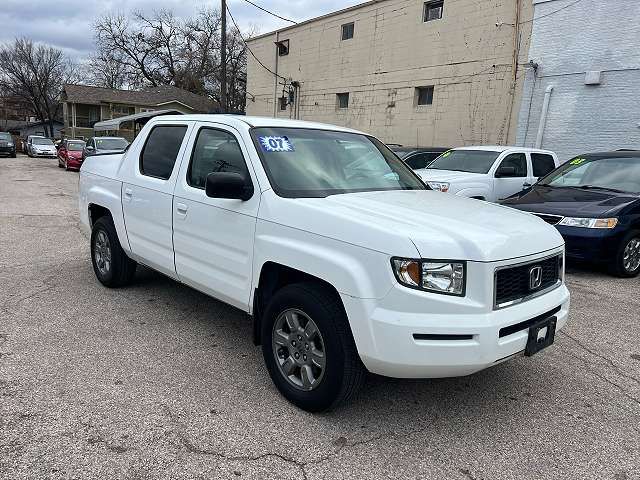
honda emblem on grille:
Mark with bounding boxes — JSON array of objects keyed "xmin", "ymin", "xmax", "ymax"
[{"xmin": 529, "ymin": 266, "xmax": 543, "ymax": 290}]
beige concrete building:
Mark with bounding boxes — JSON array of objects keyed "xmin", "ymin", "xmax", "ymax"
[{"xmin": 246, "ymin": 0, "xmax": 533, "ymax": 147}]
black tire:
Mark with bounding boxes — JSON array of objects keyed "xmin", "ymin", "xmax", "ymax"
[
  {"xmin": 261, "ymin": 282, "xmax": 366, "ymax": 412},
  {"xmin": 58, "ymin": 158, "xmax": 64, "ymax": 168},
  {"xmin": 90, "ymin": 216, "xmax": 137, "ymax": 287},
  {"xmin": 610, "ymin": 230, "xmax": 640, "ymax": 278},
  {"xmin": 10, "ymin": 153, "xmax": 16, "ymax": 158}
]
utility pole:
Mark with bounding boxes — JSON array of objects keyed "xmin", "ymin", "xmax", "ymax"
[{"xmin": 220, "ymin": 0, "xmax": 227, "ymax": 113}]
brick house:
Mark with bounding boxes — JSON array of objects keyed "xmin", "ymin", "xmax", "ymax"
[{"xmin": 60, "ymin": 84, "xmax": 218, "ymax": 140}]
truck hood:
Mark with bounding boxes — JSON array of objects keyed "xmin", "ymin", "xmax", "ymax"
[
  {"xmin": 416, "ymin": 169, "xmax": 486, "ymax": 184},
  {"xmin": 261, "ymin": 190, "xmax": 563, "ymax": 262}
]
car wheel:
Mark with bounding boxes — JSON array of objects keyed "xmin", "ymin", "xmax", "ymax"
[
  {"xmin": 91, "ymin": 216, "xmax": 137, "ymax": 288},
  {"xmin": 261, "ymin": 282, "xmax": 366, "ymax": 412},
  {"xmin": 610, "ymin": 231, "xmax": 640, "ymax": 278}
]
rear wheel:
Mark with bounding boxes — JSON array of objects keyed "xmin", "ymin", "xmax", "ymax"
[
  {"xmin": 261, "ymin": 282, "xmax": 366, "ymax": 412},
  {"xmin": 91, "ymin": 216, "xmax": 137, "ymax": 287},
  {"xmin": 610, "ymin": 231, "xmax": 640, "ymax": 277}
]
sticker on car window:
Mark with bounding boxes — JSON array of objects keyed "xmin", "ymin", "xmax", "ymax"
[
  {"xmin": 258, "ymin": 136, "xmax": 294, "ymax": 152},
  {"xmin": 570, "ymin": 158, "xmax": 586, "ymax": 165}
]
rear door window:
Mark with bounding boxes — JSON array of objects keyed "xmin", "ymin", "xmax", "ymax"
[
  {"xmin": 405, "ymin": 153, "xmax": 438, "ymax": 170},
  {"xmin": 140, "ymin": 125, "xmax": 188, "ymax": 180},
  {"xmin": 531, "ymin": 153, "xmax": 556, "ymax": 177}
]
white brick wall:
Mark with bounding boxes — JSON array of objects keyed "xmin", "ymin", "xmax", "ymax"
[
  {"xmin": 516, "ymin": 0, "xmax": 640, "ymax": 161},
  {"xmin": 246, "ymin": 0, "xmax": 533, "ymax": 147}
]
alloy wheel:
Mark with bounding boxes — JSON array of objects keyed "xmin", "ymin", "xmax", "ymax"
[
  {"xmin": 94, "ymin": 230, "xmax": 112, "ymax": 276},
  {"xmin": 272, "ymin": 308, "xmax": 326, "ymax": 391},
  {"xmin": 623, "ymin": 238, "xmax": 640, "ymax": 273}
]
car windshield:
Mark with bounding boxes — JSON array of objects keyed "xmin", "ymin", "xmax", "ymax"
[
  {"xmin": 538, "ymin": 155, "xmax": 640, "ymax": 193},
  {"xmin": 95, "ymin": 138, "xmax": 128, "ymax": 150},
  {"xmin": 427, "ymin": 150, "xmax": 500, "ymax": 174},
  {"xmin": 0, "ymin": 133, "xmax": 11, "ymax": 140},
  {"xmin": 251, "ymin": 127, "xmax": 426, "ymax": 198},
  {"xmin": 33, "ymin": 138, "xmax": 53, "ymax": 146},
  {"xmin": 67, "ymin": 141, "xmax": 85, "ymax": 151}
]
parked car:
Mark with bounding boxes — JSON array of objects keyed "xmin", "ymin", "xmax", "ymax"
[
  {"xmin": 26, "ymin": 136, "xmax": 57, "ymax": 158},
  {"xmin": 79, "ymin": 115, "xmax": 569, "ymax": 412},
  {"xmin": 57, "ymin": 139, "xmax": 86, "ymax": 170},
  {"xmin": 389, "ymin": 146, "xmax": 451, "ymax": 170},
  {"xmin": 415, "ymin": 146, "xmax": 559, "ymax": 202},
  {"xmin": 0, "ymin": 132, "xmax": 16, "ymax": 158},
  {"xmin": 502, "ymin": 151, "xmax": 640, "ymax": 277},
  {"xmin": 83, "ymin": 137, "xmax": 129, "ymax": 159}
]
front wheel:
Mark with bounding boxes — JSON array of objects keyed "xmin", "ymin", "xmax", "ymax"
[
  {"xmin": 610, "ymin": 231, "xmax": 640, "ymax": 277},
  {"xmin": 261, "ymin": 282, "xmax": 366, "ymax": 412},
  {"xmin": 91, "ymin": 216, "xmax": 137, "ymax": 287}
]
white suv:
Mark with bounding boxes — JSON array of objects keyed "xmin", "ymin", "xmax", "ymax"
[{"xmin": 416, "ymin": 146, "xmax": 560, "ymax": 202}]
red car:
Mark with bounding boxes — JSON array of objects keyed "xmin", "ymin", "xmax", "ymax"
[{"xmin": 57, "ymin": 139, "xmax": 86, "ymax": 170}]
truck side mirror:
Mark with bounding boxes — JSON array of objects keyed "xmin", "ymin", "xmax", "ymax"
[
  {"xmin": 495, "ymin": 165, "xmax": 517, "ymax": 178},
  {"xmin": 205, "ymin": 172, "xmax": 253, "ymax": 201}
]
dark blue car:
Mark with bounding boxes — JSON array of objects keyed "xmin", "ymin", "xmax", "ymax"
[{"xmin": 502, "ymin": 151, "xmax": 640, "ymax": 277}]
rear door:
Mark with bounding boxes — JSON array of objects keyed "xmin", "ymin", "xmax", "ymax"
[
  {"xmin": 172, "ymin": 122, "xmax": 260, "ymax": 310},
  {"xmin": 493, "ymin": 152, "xmax": 528, "ymax": 201},
  {"xmin": 121, "ymin": 122, "xmax": 192, "ymax": 279},
  {"xmin": 531, "ymin": 152, "xmax": 558, "ymax": 182}
]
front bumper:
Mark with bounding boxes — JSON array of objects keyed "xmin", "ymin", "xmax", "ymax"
[
  {"xmin": 342, "ymin": 248, "xmax": 570, "ymax": 378},
  {"xmin": 557, "ymin": 225, "xmax": 623, "ymax": 263},
  {"xmin": 65, "ymin": 157, "xmax": 84, "ymax": 169},
  {"xmin": 32, "ymin": 151, "xmax": 57, "ymax": 157},
  {"xmin": 0, "ymin": 146, "xmax": 16, "ymax": 156}
]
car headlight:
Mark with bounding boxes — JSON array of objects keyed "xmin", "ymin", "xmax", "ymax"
[
  {"xmin": 558, "ymin": 217, "xmax": 618, "ymax": 229},
  {"xmin": 7, "ymin": 142, "xmax": 13, "ymax": 147},
  {"xmin": 392, "ymin": 258, "xmax": 465, "ymax": 296},
  {"xmin": 427, "ymin": 181, "xmax": 450, "ymax": 193}
]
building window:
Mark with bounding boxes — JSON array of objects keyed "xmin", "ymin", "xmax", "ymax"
[
  {"xmin": 276, "ymin": 39, "xmax": 289, "ymax": 56},
  {"xmin": 336, "ymin": 93, "xmax": 349, "ymax": 109},
  {"xmin": 416, "ymin": 86, "xmax": 434, "ymax": 106},
  {"xmin": 279, "ymin": 96, "xmax": 288, "ymax": 111},
  {"xmin": 424, "ymin": 1, "xmax": 444, "ymax": 22},
  {"xmin": 341, "ymin": 22, "xmax": 355, "ymax": 40}
]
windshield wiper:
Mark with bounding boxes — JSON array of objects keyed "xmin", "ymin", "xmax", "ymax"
[{"xmin": 573, "ymin": 185, "xmax": 629, "ymax": 194}]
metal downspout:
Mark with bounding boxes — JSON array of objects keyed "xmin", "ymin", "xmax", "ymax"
[{"xmin": 535, "ymin": 85, "xmax": 554, "ymax": 148}]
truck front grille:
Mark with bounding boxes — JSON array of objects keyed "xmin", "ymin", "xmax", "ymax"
[{"xmin": 494, "ymin": 254, "xmax": 562, "ymax": 309}]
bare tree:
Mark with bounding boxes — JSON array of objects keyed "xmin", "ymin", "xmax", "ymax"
[
  {"xmin": 94, "ymin": 8, "xmax": 248, "ymax": 112},
  {"xmin": 0, "ymin": 39, "xmax": 77, "ymax": 137},
  {"xmin": 84, "ymin": 48, "xmax": 132, "ymax": 90}
]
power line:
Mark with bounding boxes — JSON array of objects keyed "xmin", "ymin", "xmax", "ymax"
[
  {"xmin": 517, "ymin": 0, "xmax": 585, "ymax": 25},
  {"xmin": 226, "ymin": 4, "xmax": 288, "ymax": 81},
  {"xmin": 239, "ymin": 0, "xmax": 297, "ymax": 24}
]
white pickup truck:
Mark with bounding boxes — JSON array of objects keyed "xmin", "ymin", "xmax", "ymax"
[
  {"xmin": 79, "ymin": 116, "xmax": 570, "ymax": 412},
  {"xmin": 416, "ymin": 146, "xmax": 560, "ymax": 202}
]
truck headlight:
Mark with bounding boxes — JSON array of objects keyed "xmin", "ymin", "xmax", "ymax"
[
  {"xmin": 427, "ymin": 181, "xmax": 450, "ymax": 193},
  {"xmin": 7, "ymin": 142, "xmax": 13, "ymax": 147},
  {"xmin": 392, "ymin": 258, "xmax": 466, "ymax": 296},
  {"xmin": 558, "ymin": 217, "xmax": 618, "ymax": 229}
]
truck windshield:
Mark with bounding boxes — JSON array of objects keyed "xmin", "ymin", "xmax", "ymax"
[
  {"xmin": 0, "ymin": 133, "xmax": 11, "ymax": 141},
  {"xmin": 95, "ymin": 138, "xmax": 128, "ymax": 150},
  {"xmin": 538, "ymin": 155, "xmax": 640, "ymax": 193},
  {"xmin": 427, "ymin": 150, "xmax": 500, "ymax": 174},
  {"xmin": 251, "ymin": 128, "xmax": 425, "ymax": 198}
]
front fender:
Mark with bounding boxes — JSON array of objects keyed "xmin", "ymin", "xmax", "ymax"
[
  {"xmin": 454, "ymin": 186, "xmax": 492, "ymax": 200},
  {"xmin": 252, "ymin": 220, "xmax": 402, "ymax": 301}
]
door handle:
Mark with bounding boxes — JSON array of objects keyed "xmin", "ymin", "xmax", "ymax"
[
  {"xmin": 523, "ymin": 182, "xmax": 532, "ymax": 188},
  {"xmin": 123, "ymin": 188, "xmax": 133, "ymax": 202},
  {"xmin": 176, "ymin": 203, "xmax": 188, "ymax": 215}
]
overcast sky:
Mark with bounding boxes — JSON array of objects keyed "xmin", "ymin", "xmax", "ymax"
[{"xmin": 0, "ymin": 0, "xmax": 361, "ymax": 59}]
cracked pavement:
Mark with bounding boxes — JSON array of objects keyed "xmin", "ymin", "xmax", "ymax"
[{"xmin": 1, "ymin": 156, "xmax": 639, "ymax": 479}]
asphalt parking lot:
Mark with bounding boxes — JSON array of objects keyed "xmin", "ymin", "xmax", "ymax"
[{"xmin": 1, "ymin": 155, "xmax": 639, "ymax": 480}]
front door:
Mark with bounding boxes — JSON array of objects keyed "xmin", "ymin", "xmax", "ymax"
[
  {"xmin": 172, "ymin": 123, "xmax": 260, "ymax": 310},
  {"xmin": 494, "ymin": 153, "xmax": 528, "ymax": 201},
  {"xmin": 121, "ymin": 123, "xmax": 191, "ymax": 279}
]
